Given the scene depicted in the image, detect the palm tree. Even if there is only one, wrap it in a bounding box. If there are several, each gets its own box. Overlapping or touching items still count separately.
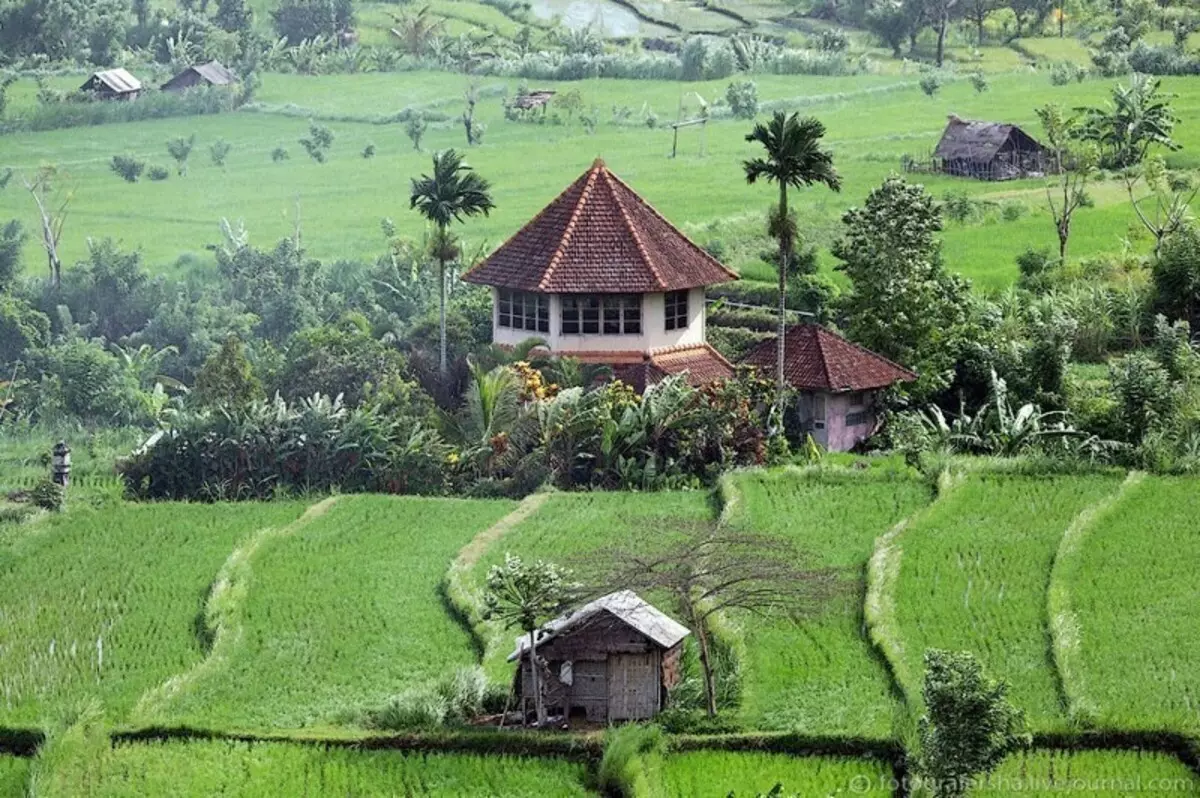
[410,149,495,374]
[743,112,841,404]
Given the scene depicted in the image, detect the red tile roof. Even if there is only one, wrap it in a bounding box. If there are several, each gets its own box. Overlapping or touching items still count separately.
[611,344,734,392]
[741,324,917,392]
[462,159,738,294]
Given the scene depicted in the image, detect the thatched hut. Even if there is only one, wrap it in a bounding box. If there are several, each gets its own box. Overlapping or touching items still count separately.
[508,591,689,723]
[80,68,141,101]
[933,115,1050,180]
[161,60,237,92]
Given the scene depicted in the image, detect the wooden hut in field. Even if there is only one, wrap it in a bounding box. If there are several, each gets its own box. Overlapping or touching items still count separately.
[508,591,689,723]
[80,68,141,101]
[160,60,237,92]
[932,114,1050,180]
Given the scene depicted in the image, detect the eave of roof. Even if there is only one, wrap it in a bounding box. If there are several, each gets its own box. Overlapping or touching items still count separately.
[508,590,689,661]
[740,324,917,392]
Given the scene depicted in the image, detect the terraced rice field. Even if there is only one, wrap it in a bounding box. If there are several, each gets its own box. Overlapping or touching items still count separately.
[150,495,515,729]
[1063,476,1200,730]
[34,739,595,797]
[729,469,930,736]
[0,757,29,798]
[976,748,1200,796]
[892,473,1123,728]
[658,751,894,797]
[0,502,307,725]
[470,491,713,679]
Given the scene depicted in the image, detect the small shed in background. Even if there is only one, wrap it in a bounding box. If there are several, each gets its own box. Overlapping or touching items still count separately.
[161,61,237,92]
[80,68,142,101]
[931,114,1051,180]
[508,590,689,723]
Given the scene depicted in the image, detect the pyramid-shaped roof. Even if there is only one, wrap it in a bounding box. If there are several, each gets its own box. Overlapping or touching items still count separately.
[463,160,738,294]
[741,324,916,392]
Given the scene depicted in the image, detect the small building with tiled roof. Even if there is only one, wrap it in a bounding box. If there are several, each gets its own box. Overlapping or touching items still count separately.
[463,159,738,388]
[741,324,916,451]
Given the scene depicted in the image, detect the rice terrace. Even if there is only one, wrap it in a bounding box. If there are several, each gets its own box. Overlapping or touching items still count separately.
[2,0,1200,791]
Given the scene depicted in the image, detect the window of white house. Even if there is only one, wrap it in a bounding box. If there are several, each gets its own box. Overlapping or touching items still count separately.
[848,392,865,409]
[664,290,689,331]
[845,410,868,427]
[498,289,549,333]
[561,294,642,335]
[812,393,826,430]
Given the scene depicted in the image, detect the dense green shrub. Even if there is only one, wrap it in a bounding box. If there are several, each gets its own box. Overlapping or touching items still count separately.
[725,80,759,120]
[146,165,170,181]
[110,154,146,183]
[29,478,65,511]
[0,87,236,134]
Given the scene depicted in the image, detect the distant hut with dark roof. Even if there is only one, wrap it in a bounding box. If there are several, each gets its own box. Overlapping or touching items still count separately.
[741,324,916,451]
[80,68,141,101]
[933,114,1050,180]
[161,61,237,92]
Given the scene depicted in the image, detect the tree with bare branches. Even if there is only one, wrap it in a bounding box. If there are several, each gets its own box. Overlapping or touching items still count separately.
[580,522,841,717]
[21,165,71,288]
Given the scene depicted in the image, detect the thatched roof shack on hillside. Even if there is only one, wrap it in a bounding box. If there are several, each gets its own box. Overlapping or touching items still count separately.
[80,68,141,101]
[508,590,689,723]
[932,115,1051,180]
[161,61,237,92]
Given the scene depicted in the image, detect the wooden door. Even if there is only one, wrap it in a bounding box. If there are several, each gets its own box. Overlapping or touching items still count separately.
[573,660,607,722]
[607,652,659,721]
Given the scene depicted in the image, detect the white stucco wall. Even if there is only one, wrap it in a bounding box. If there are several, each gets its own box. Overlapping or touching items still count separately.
[490,287,706,353]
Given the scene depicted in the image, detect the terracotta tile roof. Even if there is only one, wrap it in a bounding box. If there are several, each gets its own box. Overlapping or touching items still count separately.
[740,324,917,392]
[648,343,734,386]
[462,159,738,293]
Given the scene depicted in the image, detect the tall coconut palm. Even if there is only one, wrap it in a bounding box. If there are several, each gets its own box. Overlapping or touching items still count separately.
[743,112,841,405]
[410,149,495,374]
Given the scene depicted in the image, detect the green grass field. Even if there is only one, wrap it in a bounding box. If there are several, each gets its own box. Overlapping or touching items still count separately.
[728,468,930,737]
[0,501,307,726]
[34,739,595,797]
[891,473,1124,729]
[658,751,894,797]
[0,757,29,798]
[146,494,515,729]
[1063,476,1200,731]
[1,70,1195,291]
[978,748,1200,796]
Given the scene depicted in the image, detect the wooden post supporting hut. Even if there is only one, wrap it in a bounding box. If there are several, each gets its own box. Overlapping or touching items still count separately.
[508,591,689,724]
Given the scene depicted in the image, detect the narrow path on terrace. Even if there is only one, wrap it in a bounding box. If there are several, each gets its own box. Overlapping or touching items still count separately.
[130,496,340,724]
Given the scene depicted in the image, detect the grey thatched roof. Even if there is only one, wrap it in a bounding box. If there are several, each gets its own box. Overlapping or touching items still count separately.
[508,590,690,661]
[84,68,141,94]
[934,116,1041,162]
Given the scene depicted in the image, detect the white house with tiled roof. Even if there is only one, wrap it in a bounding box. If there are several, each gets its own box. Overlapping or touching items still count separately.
[462,159,738,388]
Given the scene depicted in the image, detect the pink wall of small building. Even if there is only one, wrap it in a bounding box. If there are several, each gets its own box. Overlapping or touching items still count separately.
[797,391,879,452]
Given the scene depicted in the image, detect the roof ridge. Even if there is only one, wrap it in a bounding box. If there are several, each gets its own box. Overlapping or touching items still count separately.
[808,323,917,381]
[605,169,667,291]
[537,164,600,292]
[813,325,836,390]
[602,168,740,284]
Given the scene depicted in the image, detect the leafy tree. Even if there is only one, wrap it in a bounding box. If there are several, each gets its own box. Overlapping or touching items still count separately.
[1037,103,1098,262]
[866,0,911,57]
[110,155,146,183]
[271,0,352,44]
[1007,0,1053,38]
[483,553,579,726]
[215,236,326,343]
[0,295,50,367]
[409,149,494,374]
[214,0,253,32]
[167,135,196,176]
[1108,350,1174,444]
[919,74,943,97]
[961,0,998,44]
[388,5,445,56]
[193,335,263,408]
[1078,74,1179,169]
[0,219,24,294]
[833,176,967,396]
[43,338,142,426]
[276,315,407,407]
[210,138,232,167]
[1122,156,1197,258]
[1153,223,1200,329]
[725,80,759,120]
[299,122,334,163]
[918,650,1029,798]
[48,239,162,343]
[405,113,428,151]
[743,112,841,405]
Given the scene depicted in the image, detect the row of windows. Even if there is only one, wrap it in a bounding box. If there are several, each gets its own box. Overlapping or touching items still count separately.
[497,291,691,335]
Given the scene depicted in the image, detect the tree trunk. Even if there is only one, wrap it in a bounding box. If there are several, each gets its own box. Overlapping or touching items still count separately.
[438,255,448,374]
[1058,216,1069,262]
[936,15,948,67]
[977,14,985,46]
[775,183,789,414]
[1059,12,1065,37]
[529,628,547,726]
